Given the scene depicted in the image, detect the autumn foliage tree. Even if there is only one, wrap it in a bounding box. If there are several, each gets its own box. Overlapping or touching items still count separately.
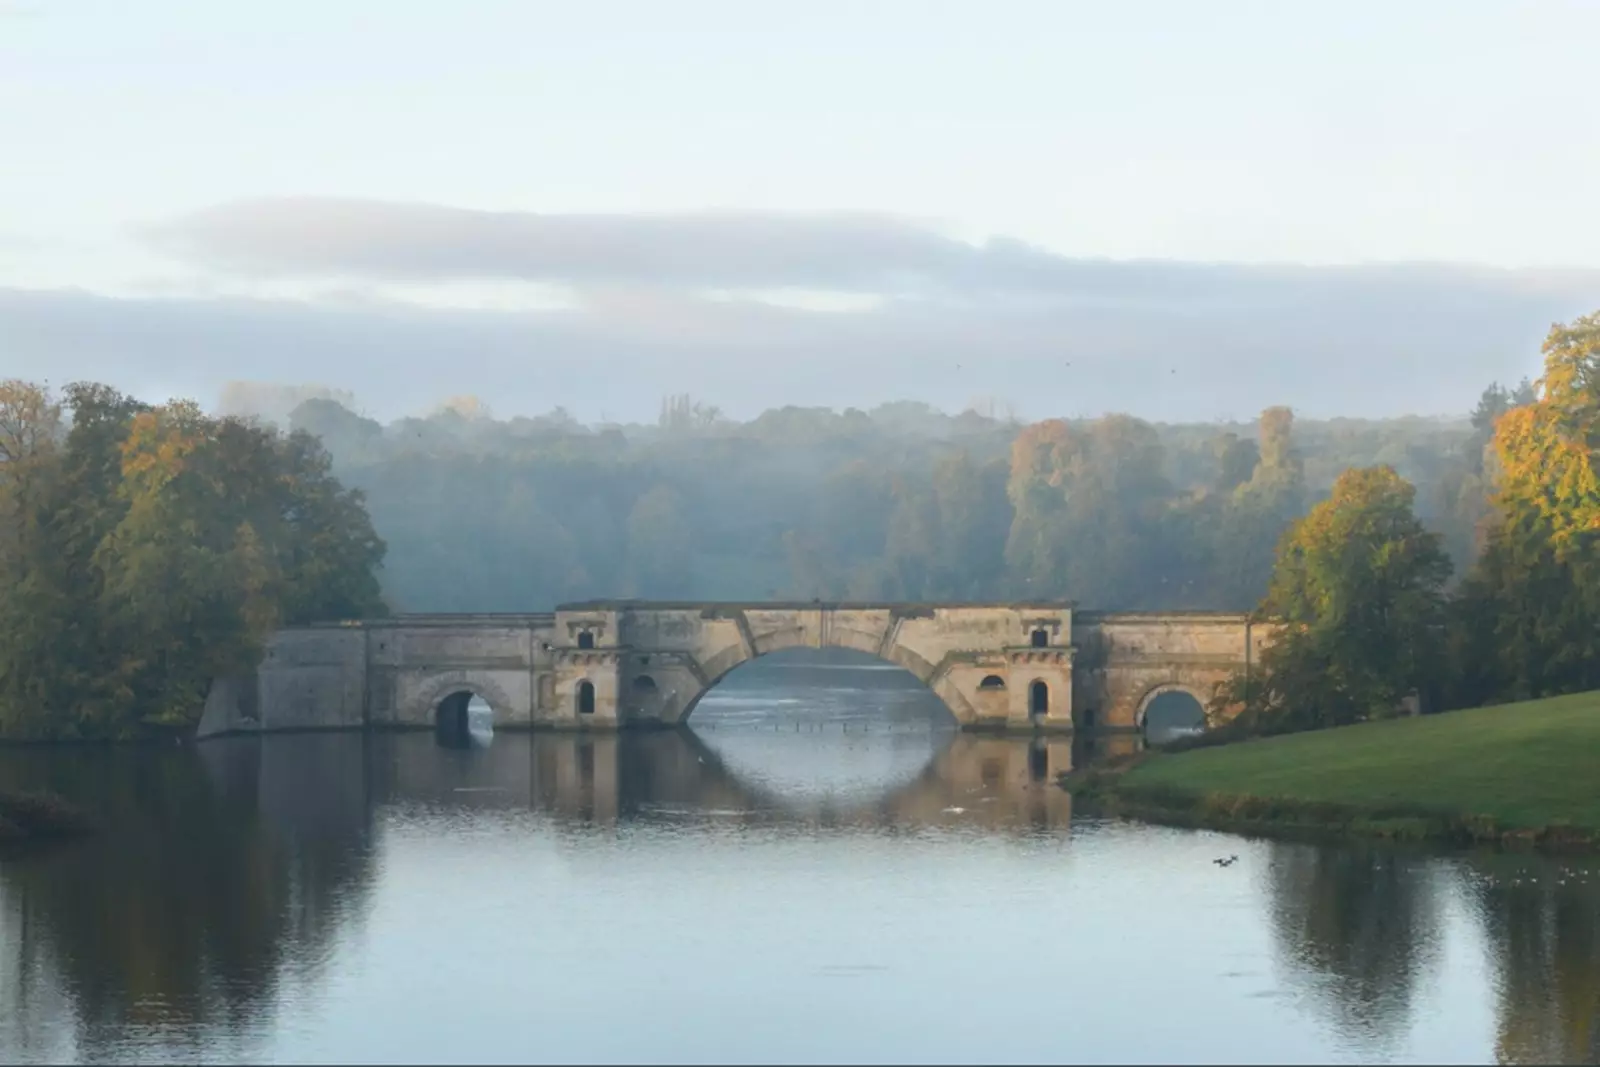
[1448,313,1600,703]
[1218,465,1451,734]
[0,381,387,739]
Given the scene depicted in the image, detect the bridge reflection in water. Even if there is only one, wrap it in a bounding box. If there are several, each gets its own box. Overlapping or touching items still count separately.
[385,647,1146,833]
[366,727,1142,835]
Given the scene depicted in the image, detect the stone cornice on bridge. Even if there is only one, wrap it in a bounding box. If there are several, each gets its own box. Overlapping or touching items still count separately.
[555,599,1078,615]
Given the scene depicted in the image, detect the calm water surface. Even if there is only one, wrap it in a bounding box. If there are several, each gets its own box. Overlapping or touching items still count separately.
[1,650,1597,1065]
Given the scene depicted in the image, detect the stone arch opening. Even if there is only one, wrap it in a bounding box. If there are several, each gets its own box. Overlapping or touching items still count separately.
[1030,628,1049,648]
[681,646,959,727]
[1029,680,1049,717]
[978,675,1006,691]
[434,688,493,747]
[577,680,596,716]
[577,631,595,650]
[1140,686,1207,741]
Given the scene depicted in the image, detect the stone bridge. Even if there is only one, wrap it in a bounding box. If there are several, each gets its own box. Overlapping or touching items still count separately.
[199,601,1275,738]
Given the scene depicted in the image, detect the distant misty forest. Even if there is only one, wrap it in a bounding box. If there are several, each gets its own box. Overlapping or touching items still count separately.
[218,379,1525,616]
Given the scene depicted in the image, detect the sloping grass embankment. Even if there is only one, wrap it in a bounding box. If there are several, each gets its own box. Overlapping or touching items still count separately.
[1064,690,1600,850]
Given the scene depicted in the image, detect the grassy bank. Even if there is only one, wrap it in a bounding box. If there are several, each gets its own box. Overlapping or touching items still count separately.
[1065,690,1600,850]
[0,790,98,848]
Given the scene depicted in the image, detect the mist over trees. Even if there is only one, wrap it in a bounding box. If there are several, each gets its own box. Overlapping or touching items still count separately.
[198,381,1491,617]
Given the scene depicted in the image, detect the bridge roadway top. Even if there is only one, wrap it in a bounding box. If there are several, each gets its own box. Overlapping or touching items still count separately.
[286,603,1255,630]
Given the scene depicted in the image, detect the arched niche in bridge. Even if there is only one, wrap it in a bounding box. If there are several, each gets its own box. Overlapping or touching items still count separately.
[1029,680,1049,717]
[577,631,595,650]
[1030,628,1049,648]
[577,680,596,716]
[629,674,665,720]
[974,673,1008,716]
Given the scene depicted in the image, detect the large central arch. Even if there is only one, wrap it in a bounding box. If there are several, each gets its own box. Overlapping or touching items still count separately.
[681,642,961,725]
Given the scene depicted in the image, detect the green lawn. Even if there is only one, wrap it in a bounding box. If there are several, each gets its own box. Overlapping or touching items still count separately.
[1118,690,1600,834]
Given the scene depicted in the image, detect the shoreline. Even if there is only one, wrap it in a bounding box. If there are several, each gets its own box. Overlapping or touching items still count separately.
[1064,749,1600,854]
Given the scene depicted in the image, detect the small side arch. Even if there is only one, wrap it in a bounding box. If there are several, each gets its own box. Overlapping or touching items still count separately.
[412,673,514,730]
[1135,683,1210,732]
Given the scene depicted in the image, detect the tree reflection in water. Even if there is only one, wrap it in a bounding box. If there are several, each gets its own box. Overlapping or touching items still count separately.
[1462,854,1600,1066]
[1264,842,1443,1057]
[0,735,378,1061]
[5,724,1600,1064]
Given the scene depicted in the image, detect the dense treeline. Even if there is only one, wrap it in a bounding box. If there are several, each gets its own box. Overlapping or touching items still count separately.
[1219,312,1600,734]
[260,387,1492,616]
[0,383,386,740]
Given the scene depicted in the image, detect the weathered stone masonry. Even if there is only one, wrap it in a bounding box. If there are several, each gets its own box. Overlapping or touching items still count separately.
[199,601,1276,738]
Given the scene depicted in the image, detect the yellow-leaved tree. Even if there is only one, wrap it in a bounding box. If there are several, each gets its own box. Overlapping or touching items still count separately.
[1450,313,1600,702]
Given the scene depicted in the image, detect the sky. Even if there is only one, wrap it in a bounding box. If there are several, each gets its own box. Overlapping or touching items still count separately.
[4,0,1599,424]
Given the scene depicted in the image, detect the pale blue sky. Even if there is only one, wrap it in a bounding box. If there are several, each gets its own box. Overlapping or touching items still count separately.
[7,0,1600,276]
[3,0,1599,421]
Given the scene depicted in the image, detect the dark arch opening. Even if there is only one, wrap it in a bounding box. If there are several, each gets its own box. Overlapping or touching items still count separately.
[1030,628,1049,648]
[577,631,595,650]
[577,680,596,716]
[978,674,1006,690]
[434,690,491,747]
[1143,690,1206,742]
[1029,680,1049,717]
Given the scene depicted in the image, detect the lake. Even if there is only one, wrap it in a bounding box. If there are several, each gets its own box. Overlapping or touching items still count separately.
[1,649,1596,1065]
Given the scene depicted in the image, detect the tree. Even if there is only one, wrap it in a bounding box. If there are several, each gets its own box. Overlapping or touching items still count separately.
[658,394,724,435]
[929,451,1010,598]
[1447,313,1600,704]
[624,484,694,598]
[1210,432,1259,494]
[288,398,384,467]
[0,382,388,739]
[1207,407,1310,610]
[1219,465,1450,734]
[882,474,939,599]
[1002,419,1080,597]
